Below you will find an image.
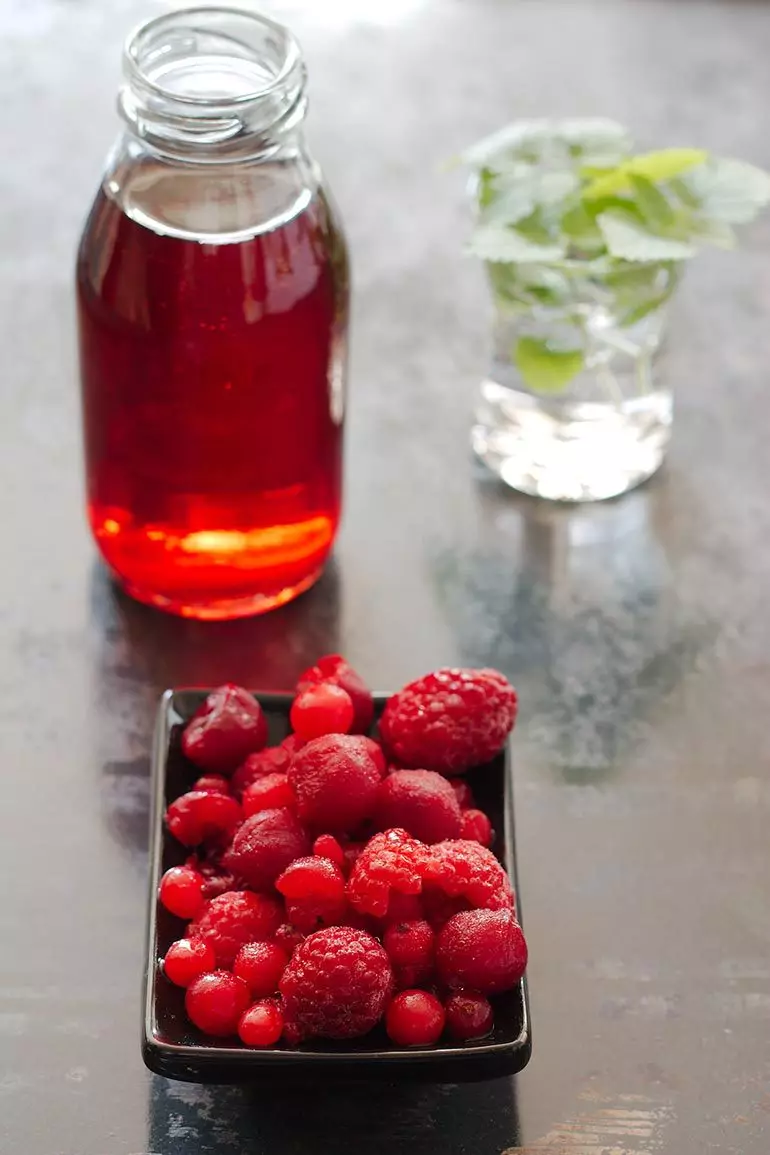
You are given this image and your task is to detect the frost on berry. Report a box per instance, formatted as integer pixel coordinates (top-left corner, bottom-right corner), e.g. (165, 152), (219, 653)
(379, 667), (517, 775)
(346, 829), (429, 918)
(423, 840), (514, 912)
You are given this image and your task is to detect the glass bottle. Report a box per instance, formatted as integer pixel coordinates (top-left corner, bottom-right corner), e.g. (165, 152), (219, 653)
(76, 8), (349, 619)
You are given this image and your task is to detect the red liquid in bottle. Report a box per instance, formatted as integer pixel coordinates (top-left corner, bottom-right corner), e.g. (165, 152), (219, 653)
(77, 173), (347, 619)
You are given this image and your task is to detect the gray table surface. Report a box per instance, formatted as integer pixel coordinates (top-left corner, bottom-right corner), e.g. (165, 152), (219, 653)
(3, 1), (770, 1152)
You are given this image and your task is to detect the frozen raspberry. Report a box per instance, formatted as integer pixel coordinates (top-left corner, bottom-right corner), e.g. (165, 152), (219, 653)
(385, 990), (445, 1047)
(185, 971), (251, 1037)
(380, 668), (517, 775)
(450, 780), (475, 810)
(224, 808), (310, 891)
(158, 865), (207, 920)
(382, 891), (425, 923)
(165, 791), (242, 847)
(290, 684), (355, 741)
(312, 833), (345, 869)
(232, 747), (292, 798)
(347, 829), (429, 918)
(274, 923), (306, 957)
(280, 733), (306, 757)
(296, 654), (374, 734)
(187, 891), (283, 967)
(460, 809), (494, 847)
(242, 773), (297, 817)
(276, 856), (348, 933)
(424, 840), (514, 912)
(436, 909), (527, 993)
(445, 991), (494, 1040)
(374, 769), (462, 845)
(279, 927), (393, 1040)
(238, 999), (284, 1047)
(193, 774), (232, 795)
(383, 920), (435, 988)
(233, 941), (289, 997)
(288, 735), (381, 835)
(162, 937), (216, 988)
(182, 684), (268, 774)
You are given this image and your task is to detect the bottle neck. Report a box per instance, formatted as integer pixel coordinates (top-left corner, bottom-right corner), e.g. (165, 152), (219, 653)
(118, 7), (308, 164)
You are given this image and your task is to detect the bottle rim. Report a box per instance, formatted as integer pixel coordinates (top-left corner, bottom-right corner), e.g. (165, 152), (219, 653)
(119, 6), (307, 158)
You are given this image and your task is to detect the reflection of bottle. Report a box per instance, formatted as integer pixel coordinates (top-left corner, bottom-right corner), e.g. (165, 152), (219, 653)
(76, 9), (349, 620)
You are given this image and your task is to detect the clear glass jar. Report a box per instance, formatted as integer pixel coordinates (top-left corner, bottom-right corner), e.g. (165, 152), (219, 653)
(76, 8), (349, 619)
(472, 257), (677, 502)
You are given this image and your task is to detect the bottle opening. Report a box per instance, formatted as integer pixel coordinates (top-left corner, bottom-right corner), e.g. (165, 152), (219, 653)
(120, 7), (307, 157)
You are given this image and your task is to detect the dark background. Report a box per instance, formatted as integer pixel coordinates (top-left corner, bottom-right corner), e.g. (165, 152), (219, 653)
(2, 1), (770, 1152)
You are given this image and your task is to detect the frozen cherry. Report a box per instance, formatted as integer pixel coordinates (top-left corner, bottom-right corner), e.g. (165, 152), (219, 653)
(233, 942), (289, 997)
(232, 747), (292, 798)
(238, 1000), (284, 1047)
(383, 919), (435, 988)
(445, 991), (494, 1040)
(276, 856), (348, 933)
(158, 865), (206, 920)
(182, 684), (268, 774)
(288, 735), (381, 835)
(295, 654), (374, 733)
(385, 990), (445, 1047)
(162, 937), (216, 988)
(193, 774), (232, 795)
(290, 683), (355, 741)
(165, 790), (242, 847)
(185, 971), (251, 1037)
(224, 808), (311, 891)
(242, 773), (297, 816)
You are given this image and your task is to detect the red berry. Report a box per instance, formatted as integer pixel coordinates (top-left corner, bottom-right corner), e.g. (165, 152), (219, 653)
(424, 840), (514, 912)
(346, 829), (429, 918)
(193, 774), (232, 795)
(382, 892), (425, 924)
(296, 654), (374, 734)
(312, 833), (346, 868)
(276, 856), (348, 933)
(187, 891), (283, 967)
(274, 923), (306, 957)
(190, 856), (238, 901)
(460, 809), (494, 847)
(238, 999), (284, 1047)
(232, 747), (292, 799)
(165, 791), (242, 847)
(182, 684), (268, 774)
(242, 773), (297, 817)
(158, 865), (206, 920)
(383, 920), (435, 988)
(288, 735), (381, 835)
(380, 668), (517, 775)
(162, 937), (216, 987)
(436, 909), (527, 993)
(344, 736), (387, 777)
(279, 927), (393, 1040)
(374, 769), (462, 844)
(280, 733), (306, 757)
(290, 684), (355, 741)
(233, 942), (288, 997)
(185, 971), (251, 1037)
(445, 991), (494, 1040)
(450, 780), (475, 810)
(223, 808), (310, 891)
(385, 990), (445, 1047)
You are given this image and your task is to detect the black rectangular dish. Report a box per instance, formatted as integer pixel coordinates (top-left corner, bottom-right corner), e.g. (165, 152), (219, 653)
(143, 689), (531, 1083)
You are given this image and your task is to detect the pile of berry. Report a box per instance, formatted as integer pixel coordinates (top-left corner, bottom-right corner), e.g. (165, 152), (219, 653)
(158, 657), (527, 1049)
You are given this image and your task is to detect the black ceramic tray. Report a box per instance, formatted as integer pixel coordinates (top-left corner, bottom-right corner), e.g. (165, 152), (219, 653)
(143, 689), (532, 1083)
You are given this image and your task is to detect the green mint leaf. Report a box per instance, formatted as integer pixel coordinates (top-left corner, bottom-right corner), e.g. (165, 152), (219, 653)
(467, 223), (566, 263)
(683, 158), (770, 223)
(669, 176), (702, 210)
(628, 174), (676, 229)
(583, 149), (709, 200)
(514, 336), (585, 393)
(596, 210), (696, 261)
